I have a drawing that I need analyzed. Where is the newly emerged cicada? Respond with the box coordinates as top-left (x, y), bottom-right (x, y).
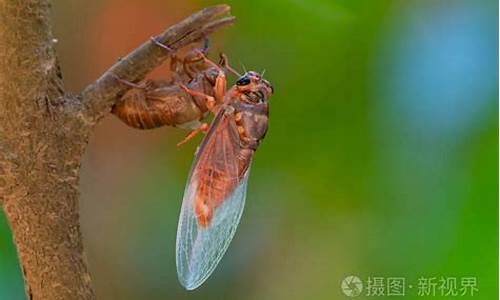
top-left (175, 52), bottom-right (273, 290)
top-left (113, 38), bottom-right (274, 290)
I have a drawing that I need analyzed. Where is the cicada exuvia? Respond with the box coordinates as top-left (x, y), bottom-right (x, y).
top-left (175, 53), bottom-right (273, 290)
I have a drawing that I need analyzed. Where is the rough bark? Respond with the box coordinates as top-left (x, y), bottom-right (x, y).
top-left (0, 2), bottom-right (233, 299)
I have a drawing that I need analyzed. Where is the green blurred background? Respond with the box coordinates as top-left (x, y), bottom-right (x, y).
top-left (0, 0), bottom-right (498, 299)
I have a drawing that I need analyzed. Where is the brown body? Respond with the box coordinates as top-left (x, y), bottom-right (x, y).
top-left (112, 70), bottom-right (217, 129)
top-left (112, 41), bottom-right (222, 130)
top-left (190, 71), bottom-right (273, 226)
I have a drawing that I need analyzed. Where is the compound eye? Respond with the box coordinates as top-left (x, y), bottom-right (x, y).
top-left (236, 76), bottom-right (251, 86)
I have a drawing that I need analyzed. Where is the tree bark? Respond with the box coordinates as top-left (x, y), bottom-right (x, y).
top-left (0, 2), bottom-right (233, 299)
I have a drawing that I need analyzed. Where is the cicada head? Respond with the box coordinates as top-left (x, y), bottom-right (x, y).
top-left (235, 71), bottom-right (274, 104)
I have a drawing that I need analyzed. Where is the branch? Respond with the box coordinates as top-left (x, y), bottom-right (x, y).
top-left (80, 4), bottom-right (234, 124)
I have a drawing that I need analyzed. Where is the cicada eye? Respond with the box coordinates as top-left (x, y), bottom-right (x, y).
top-left (236, 76), bottom-right (251, 86)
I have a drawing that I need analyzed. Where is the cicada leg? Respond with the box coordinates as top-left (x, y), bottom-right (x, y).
top-left (178, 83), bottom-right (217, 113)
top-left (179, 38), bottom-right (211, 80)
top-left (152, 37), bottom-right (226, 104)
top-left (177, 122), bottom-right (209, 147)
top-left (162, 37), bottom-right (210, 82)
top-left (219, 53), bottom-right (241, 77)
top-left (150, 36), bottom-right (187, 83)
top-left (191, 50), bottom-right (227, 103)
top-left (111, 73), bottom-right (147, 89)
top-left (150, 36), bottom-right (174, 52)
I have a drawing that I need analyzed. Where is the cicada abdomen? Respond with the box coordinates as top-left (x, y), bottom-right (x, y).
top-left (112, 80), bottom-right (177, 129)
top-left (111, 72), bottom-right (216, 130)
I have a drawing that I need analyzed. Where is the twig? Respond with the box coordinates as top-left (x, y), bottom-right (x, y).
top-left (80, 5), bottom-right (235, 124)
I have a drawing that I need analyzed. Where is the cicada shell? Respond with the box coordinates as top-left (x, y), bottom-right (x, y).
top-left (176, 71), bottom-right (273, 290)
top-left (111, 70), bottom-right (217, 130)
top-left (112, 40), bottom-right (220, 130)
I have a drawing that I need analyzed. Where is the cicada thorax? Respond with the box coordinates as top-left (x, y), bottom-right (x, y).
top-left (233, 103), bottom-right (269, 150)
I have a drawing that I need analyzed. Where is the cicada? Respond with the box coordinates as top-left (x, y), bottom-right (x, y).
top-left (113, 38), bottom-right (274, 289)
top-left (176, 53), bottom-right (273, 290)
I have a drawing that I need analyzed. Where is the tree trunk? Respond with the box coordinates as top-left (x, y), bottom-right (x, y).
top-left (0, 1), bottom-right (95, 299)
top-left (0, 1), bottom-right (233, 299)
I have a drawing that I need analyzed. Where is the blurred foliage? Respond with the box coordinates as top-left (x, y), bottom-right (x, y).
top-left (0, 0), bottom-right (497, 299)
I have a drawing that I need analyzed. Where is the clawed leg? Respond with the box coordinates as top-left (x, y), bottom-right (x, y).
top-left (219, 53), bottom-right (241, 77)
top-left (111, 73), bottom-right (146, 89)
top-left (177, 123), bottom-right (209, 146)
top-left (194, 48), bottom-right (221, 71)
top-left (150, 36), bottom-right (185, 81)
top-left (189, 50), bottom-right (227, 102)
top-left (169, 55), bottom-right (186, 83)
top-left (179, 83), bottom-right (217, 113)
top-left (193, 51), bottom-right (227, 103)
top-left (150, 36), bottom-right (173, 52)
top-left (166, 38), bottom-right (210, 81)
top-left (200, 37), bottom-right (210, 55)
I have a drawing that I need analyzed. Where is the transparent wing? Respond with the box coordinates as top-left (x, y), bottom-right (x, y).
top-left (176, 109), bottom-right (252, 290)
